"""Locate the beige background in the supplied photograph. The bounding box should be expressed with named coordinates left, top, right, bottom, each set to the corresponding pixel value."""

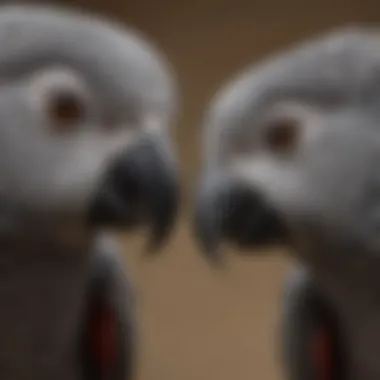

left=34, top=0, right=380, bottom=379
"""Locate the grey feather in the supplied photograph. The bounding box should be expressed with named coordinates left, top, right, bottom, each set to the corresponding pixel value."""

left=0, top=4, right=178, bottom=380
left=196, top=27, right=380, bottom=380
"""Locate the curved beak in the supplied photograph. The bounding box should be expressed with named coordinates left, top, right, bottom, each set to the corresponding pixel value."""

left=194, top=172, right=286, bottom=265
left=88, top=136, right=180, bottom=252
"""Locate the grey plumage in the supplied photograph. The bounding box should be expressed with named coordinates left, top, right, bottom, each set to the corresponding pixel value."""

left=0, top=4, right=177, bottom=212
left=195, top=27, right=380, bottom=379
left=0, top=4, right=179, bottom=380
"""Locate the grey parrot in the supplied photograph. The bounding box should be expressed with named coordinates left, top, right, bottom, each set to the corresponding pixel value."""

left=0, top=4, right=179, bottom=380
left=194, top=27, right=380, bottom=380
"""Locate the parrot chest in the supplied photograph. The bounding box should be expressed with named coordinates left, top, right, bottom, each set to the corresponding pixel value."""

left=340, top=303, right=380, bottom=380
left=0, top=245, right=90, bottom=380
left=318, top=270, right=380, bottom=380
left=298, top=239, right=380, bottom=380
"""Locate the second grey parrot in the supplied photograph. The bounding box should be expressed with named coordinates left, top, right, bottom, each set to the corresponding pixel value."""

left=194, top=27, right=380, bottom=380
left=0, top=4, right=179, bottom=380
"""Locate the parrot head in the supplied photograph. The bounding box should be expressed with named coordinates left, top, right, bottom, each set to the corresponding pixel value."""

left=0, top=5, right=180, bottom=249
left=195, top=27, right=380, bottom=263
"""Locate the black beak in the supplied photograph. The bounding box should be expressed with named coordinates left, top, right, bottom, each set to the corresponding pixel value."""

left=194, top=172, right=286, bottom=264
left=88, top=137, right=179, bottom=252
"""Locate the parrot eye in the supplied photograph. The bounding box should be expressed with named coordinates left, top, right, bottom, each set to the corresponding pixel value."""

left=264, top=117, right=300, bottom=153
left=47, top=90, right=86, bottom=130
left=27, top=67, right=90, bottom=133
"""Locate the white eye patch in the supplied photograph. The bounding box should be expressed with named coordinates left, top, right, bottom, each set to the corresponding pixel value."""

left=25, top=66, right=93, bottom=133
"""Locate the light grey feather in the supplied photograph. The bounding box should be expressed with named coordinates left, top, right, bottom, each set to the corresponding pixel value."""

left=199, top=27, right=380, bottom=380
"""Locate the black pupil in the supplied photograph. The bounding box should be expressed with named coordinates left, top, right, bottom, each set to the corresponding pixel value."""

left=50, top=91, right=83, bottom=125
left=268, top=121, right=297, bottom=150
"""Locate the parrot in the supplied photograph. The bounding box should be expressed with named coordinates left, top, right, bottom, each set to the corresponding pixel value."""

left=194, top=26, right=380, bottom=380
left=0, top=4, right=179, bottom=380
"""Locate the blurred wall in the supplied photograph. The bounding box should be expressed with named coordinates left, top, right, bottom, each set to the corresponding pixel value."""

left=17, top=1, right=380, bottom=379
